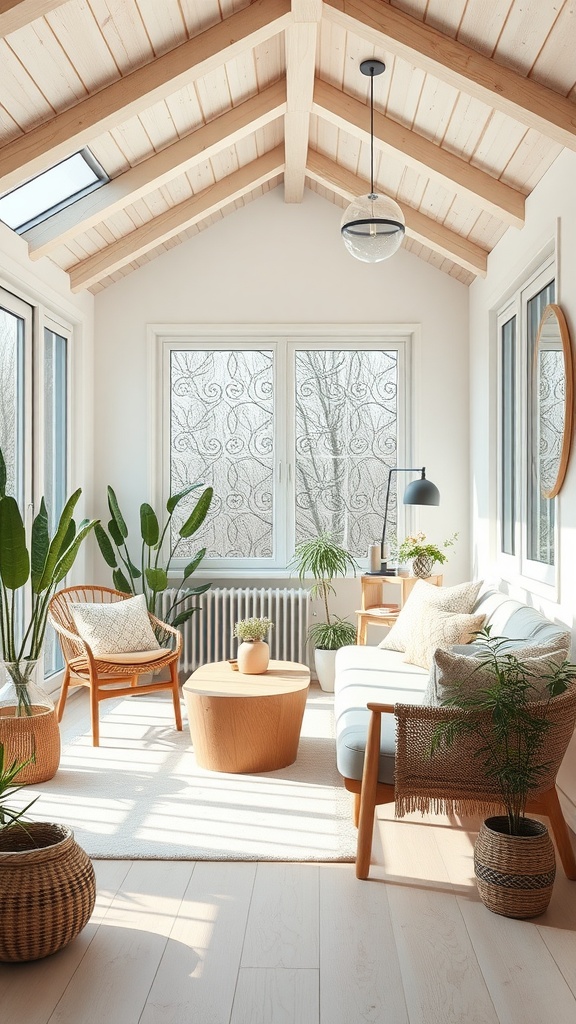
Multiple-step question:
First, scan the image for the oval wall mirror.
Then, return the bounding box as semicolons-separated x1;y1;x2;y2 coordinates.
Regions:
534;303;574;499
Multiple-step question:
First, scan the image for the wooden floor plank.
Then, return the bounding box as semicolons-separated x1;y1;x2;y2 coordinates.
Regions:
0;861;131;1024
458;895;576;1024
537;870;576;997
47;860;194;1024
140;861;257;1024
231;968;319;1024
241;863;319;969
387;885;500;1024
319;863;409;1024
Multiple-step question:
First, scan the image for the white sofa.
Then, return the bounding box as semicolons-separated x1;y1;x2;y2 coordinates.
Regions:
334;582;576;880
335;582;572;789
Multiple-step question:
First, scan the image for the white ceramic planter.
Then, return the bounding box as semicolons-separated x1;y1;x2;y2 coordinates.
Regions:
314;648;338;692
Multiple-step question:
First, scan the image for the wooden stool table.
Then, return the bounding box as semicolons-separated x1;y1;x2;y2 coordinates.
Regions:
182;660;310;773
356;573;443;644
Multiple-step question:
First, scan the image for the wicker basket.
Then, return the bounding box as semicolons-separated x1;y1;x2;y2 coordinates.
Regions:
0;706;61;783
0;822;96;962
474;816;556;919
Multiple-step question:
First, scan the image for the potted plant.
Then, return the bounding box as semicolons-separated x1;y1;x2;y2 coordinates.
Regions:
233;617;274;674
431;630;576;918
291;534;358;692
0;447;98;782
95;482;213;629
0;742;96;962
396;530;457;578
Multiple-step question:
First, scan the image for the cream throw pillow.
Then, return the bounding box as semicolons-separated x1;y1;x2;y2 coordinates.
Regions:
70;594;161;659
379;579;483;653
403;609;486;670
425;634;571;706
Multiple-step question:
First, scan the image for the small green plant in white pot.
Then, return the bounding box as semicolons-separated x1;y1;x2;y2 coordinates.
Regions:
291;534;357;691
233;617;274;675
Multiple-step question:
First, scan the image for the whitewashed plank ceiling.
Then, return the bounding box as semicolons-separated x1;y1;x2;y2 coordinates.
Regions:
0;0;574;291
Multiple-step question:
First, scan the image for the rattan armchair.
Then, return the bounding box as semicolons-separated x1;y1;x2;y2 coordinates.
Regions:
48;585;183;747
353;683;576;881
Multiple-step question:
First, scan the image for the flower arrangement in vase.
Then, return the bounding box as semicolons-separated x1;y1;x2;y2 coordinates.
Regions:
396;531;457;578
233;617;274;674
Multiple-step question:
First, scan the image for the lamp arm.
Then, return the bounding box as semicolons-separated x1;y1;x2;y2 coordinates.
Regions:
380;467;426;559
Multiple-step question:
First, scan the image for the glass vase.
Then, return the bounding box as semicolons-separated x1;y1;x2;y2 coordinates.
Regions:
0;659;54;718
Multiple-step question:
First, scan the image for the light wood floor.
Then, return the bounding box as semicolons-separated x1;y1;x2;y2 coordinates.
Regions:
1;696;576;1024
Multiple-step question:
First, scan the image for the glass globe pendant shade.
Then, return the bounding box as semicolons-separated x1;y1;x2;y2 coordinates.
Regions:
341;192;405;263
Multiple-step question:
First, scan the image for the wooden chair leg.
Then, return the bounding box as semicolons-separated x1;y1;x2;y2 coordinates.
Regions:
356;710;382;880
353;792;361;827
532;787;576;880
57;667;71;722
170;661;183;731
90;680;100;747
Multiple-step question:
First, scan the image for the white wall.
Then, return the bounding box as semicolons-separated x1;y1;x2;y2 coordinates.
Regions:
469;147;576;819
94;187;470;628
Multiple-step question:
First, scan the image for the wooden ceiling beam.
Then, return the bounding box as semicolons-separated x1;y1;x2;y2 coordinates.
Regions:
324;0;576;151
0;0;291;193
284;0;322;203
69;146;285;292
313;80;525;229
25;81;287;259
0;0;67;37
306;150;487;277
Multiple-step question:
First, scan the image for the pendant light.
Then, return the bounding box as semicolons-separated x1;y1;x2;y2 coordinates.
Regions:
341;59;405;263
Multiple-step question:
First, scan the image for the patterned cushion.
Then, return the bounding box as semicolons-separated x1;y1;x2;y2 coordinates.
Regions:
70;594;161;658
425;634;571;706
379;579;483;653
403;608;486;670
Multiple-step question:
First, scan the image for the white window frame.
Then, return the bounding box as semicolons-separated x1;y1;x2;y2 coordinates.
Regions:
495;257;557;594
149;323;414;578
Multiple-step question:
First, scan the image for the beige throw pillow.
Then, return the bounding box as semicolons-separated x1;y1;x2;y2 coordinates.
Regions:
379;579;483;653
70;594;161;659
403;609;486;670
425;635;571;706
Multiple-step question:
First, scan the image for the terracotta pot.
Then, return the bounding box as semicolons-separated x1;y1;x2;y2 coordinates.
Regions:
0;822;96;962
474;815;556;919
237;640;269;674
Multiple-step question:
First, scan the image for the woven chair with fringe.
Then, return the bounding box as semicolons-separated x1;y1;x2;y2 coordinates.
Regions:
48;586;183;747
354;681;576;881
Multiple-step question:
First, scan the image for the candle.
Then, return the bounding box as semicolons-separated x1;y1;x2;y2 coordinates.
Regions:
368;544;381;573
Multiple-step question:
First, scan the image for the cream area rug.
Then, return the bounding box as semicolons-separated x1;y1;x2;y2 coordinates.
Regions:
25;685;357;862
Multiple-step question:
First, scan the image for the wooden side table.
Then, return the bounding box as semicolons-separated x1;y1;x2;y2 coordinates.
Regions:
356;573;443;645
182;660;310;773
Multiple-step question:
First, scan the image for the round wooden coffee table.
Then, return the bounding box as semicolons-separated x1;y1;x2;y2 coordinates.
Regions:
182;660;310;773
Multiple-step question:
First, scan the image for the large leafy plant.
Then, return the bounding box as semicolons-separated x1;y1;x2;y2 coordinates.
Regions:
291;533;358;650
431;630;576;835
95;483;213;628
0;446;98;705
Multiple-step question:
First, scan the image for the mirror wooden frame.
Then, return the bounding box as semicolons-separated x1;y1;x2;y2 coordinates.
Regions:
535;303;574;499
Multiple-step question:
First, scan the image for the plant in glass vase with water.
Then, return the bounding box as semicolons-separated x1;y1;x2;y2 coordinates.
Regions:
0;447;98;716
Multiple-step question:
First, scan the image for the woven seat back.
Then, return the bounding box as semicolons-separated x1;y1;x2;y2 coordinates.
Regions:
394;681;576;817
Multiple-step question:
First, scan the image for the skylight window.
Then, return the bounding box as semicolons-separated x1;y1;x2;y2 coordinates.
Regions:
0;149;109;234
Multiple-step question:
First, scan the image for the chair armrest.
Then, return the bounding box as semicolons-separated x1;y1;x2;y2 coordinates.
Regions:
367;702;395;715
149;614;183;655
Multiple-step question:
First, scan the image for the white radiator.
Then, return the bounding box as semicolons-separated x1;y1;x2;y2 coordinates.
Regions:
160;587;310;673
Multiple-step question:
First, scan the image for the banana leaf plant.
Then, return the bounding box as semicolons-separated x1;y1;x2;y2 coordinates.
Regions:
0;447;98;714
94;483;213;628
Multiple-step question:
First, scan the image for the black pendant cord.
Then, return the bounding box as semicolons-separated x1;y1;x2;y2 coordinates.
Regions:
369;70;374;195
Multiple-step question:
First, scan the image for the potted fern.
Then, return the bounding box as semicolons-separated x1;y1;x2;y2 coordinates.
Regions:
291;534;357;691
431;630;576;918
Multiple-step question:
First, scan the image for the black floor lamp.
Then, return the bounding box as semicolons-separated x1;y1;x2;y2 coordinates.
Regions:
369;467;440;576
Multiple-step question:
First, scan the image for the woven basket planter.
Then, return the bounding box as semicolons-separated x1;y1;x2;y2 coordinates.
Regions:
411;554;436;578
0;706;61;783
474;815;556;919
0;822;96;962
